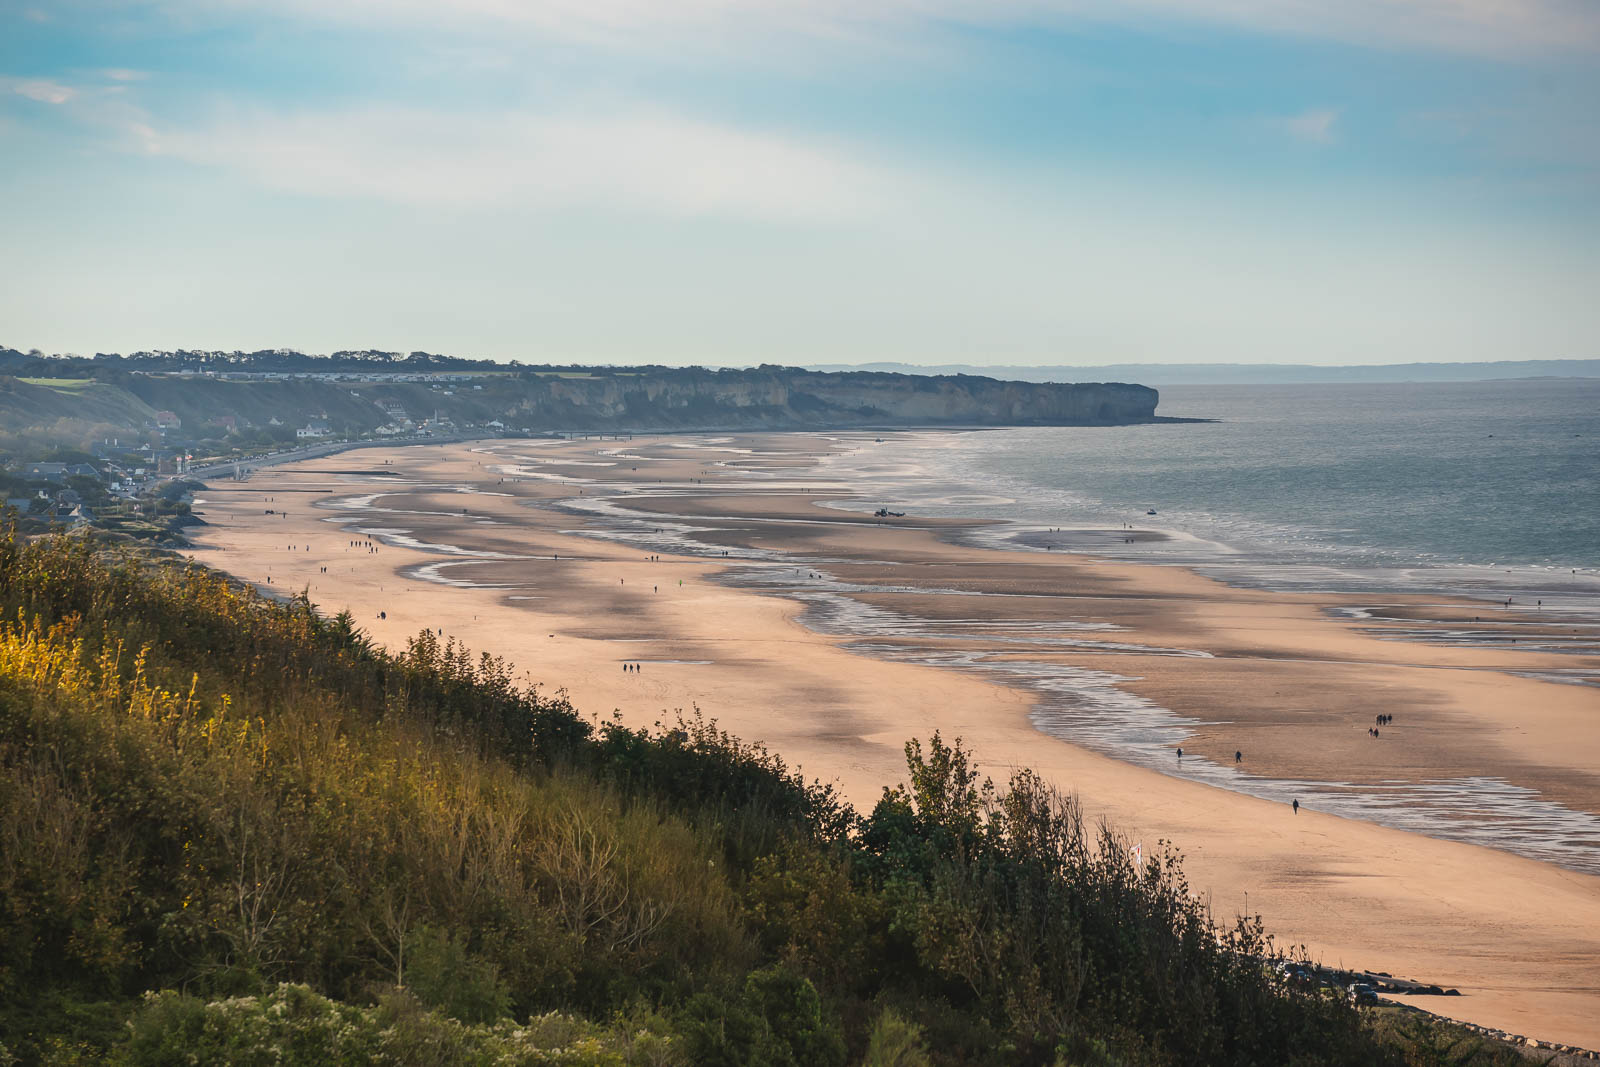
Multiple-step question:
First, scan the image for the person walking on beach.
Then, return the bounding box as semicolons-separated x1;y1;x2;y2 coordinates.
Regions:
1235;750;1242;764
1292;799;1300;815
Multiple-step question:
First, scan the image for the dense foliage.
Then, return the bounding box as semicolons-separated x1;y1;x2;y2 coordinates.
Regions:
0;532;1533;1065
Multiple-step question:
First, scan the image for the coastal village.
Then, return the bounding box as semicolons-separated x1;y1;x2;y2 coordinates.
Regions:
0;378;514;541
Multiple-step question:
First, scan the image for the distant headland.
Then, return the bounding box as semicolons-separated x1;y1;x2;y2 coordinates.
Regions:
0;345;1168;436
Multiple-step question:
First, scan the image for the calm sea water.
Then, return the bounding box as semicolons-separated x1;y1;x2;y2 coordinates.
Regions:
824;379;1600;607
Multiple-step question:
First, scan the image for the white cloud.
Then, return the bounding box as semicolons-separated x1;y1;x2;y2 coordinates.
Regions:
2;75;161;151
1279;107;1339;144
8;78;79;105
101;68;149;81
143;105;888;220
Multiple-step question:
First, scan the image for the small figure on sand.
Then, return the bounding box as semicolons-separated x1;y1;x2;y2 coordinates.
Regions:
1176;747;1183;760
1292;799;1300;815
1235;750;1242;764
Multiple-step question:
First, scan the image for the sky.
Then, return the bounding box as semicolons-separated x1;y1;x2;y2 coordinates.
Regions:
1;1;1597;367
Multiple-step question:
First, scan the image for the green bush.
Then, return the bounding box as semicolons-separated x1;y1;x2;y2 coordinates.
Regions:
113;984;669;1066
405;927;513;1024
860;1009;930;1067
675;966;844;1067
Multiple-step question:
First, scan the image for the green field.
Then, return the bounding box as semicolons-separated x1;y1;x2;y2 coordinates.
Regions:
18;377;96;390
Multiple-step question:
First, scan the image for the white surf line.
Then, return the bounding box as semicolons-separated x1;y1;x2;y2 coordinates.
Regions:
346;525;534;560
402;559;520;589
317;484;514;519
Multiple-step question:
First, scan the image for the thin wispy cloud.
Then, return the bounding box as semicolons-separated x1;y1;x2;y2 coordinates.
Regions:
7;78;79;105
143;105;887;221
1278;108;1339;144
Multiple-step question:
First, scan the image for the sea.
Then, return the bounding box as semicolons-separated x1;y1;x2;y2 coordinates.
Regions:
821;378;1600;613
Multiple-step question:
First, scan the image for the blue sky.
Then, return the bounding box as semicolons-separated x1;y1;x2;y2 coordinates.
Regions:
2;1;1596;366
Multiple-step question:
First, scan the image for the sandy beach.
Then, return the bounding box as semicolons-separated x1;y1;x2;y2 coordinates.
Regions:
184;433;1600;1050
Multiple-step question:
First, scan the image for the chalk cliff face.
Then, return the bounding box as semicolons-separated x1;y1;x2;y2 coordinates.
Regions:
521;368;1158;429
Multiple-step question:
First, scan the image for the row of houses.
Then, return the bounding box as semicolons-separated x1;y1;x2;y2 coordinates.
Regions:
6;497;96;526
171;369;489;384
22;461;101;482
18;458;160;492
7;486;101;526
140;395;501;445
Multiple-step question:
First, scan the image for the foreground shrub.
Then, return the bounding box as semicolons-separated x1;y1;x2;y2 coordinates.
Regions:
675;966;845;1067
404;927;513;1025
114;983;675;1066
860;1009;931;1067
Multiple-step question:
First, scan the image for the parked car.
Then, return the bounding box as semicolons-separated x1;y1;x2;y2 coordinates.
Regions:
1273;961;1315;984
1347;982;1379;1005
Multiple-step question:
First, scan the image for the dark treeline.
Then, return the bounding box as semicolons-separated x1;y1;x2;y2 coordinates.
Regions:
1;347;508;376
0;344;1141;395
2;345;988;380
0;343;1102;391
0;532;1526;1065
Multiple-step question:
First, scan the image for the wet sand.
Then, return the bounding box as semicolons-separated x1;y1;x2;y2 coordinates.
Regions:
186;433;1600;1049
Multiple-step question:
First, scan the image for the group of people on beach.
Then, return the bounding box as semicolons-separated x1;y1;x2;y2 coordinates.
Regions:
1369;713;1395;738
622;662;643;673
